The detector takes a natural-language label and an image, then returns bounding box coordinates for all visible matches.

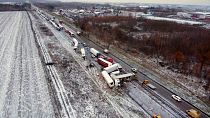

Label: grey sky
[60,0,210,5]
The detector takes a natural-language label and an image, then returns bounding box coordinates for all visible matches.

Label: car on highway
[131,68,137,73]
[89,62,95,67]
[103,49,109,54]
[77,31,81,35]
[172,94,181,102]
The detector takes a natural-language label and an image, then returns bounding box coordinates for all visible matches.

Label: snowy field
[0,11,55,118]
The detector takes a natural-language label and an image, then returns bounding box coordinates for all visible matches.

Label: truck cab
[186,109,200,118]
[152,114,161,118]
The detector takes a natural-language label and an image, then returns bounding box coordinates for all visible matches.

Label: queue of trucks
[36,9,156,89]
[37,10,64,31]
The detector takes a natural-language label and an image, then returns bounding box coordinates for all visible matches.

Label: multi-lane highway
[35,8,209,118]
[61,18,210,118]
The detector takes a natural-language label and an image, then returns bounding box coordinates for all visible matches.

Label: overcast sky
[60,0,210,5]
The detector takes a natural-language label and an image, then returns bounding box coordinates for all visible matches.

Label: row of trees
[0,4,28,11]
[77,16,210,90]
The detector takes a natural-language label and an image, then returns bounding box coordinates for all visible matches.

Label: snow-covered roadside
[29,11,76,118]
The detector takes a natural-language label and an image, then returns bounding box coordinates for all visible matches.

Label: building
[191,12,210,20]
[177,12,210,20]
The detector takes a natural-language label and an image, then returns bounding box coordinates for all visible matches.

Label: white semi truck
[90,48,101,57]
[72,38,78,50]
[112,73,135,82]
[49,20,61,31]
[104,63,121,73]
[101,71,115,88]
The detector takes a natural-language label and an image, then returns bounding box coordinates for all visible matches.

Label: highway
[62,20,210,118]
[35,8,209,118]
[78,34,210,118]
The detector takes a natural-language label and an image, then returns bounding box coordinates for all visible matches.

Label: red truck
[97,58,112,68]
[65,30,74,37]
[107,57,113,63]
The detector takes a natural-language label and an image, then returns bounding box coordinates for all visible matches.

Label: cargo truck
[109,72,121,87]
[50,20,61,31]
[186,109,200,118]
[80,48,85,59]
[104,63,120,73]
[90,48,101,58]
[65,30,74,37]
[97,58,112,68]
[72,38,78,50]
[112,73,135,82]
[147,84,156,90]
[57,24,64,30]
[101,71,114,88]
[110,70,120,75]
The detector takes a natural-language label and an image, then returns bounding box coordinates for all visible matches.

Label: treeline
[85,16,135,23]
[0,3,31,11]
[77,16,210,89]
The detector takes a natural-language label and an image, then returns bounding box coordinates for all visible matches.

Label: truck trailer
[104,63,119,73]
[97,58,112,68]
[147,84,156,90]
[112,73,135,81]
[111,70,120,75]
[65,30,74,37]
[101,71,114,88]
[72,38,78,50]
[90,48,101,58]
[50,20,61,31]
